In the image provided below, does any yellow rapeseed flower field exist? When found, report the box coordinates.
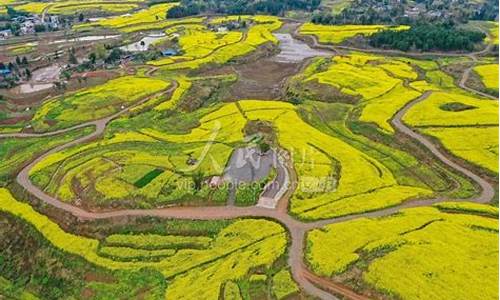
[403,91,499,127]
[299,23,409,44]
[31,76,170,131]
[434,201,499,217]
[150,17,281,69]
[0,188,287,300]
[306,206,498,300]
[474,64,499,90]
[421,126,498,173]
[360,83,421,133]
[305,54,401,100]
[81,2,177,29]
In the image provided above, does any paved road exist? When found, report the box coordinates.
[258,150,290,209]
[0,26,497,299]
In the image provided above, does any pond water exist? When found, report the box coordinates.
[120,32,166,52]
[50,35,120,44]
[273,33,331,63]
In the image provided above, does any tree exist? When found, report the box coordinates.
[258,141,271,154]
[61,70,72,81]
[78,13,84,22]
[21,56,28,65]
[34,24,46,32]
[105,48,122,64]
[15,56,21,65]
[88,52,97,64]
[25,68,31,80]
[95,44,107,60]
[192,170,205,191]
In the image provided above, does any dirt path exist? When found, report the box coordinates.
[0,27,497,300]
[459,65,498,100]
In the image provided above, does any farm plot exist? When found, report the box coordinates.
[12,0,142,15]
[299,23,409,44]
[29,99,432,216]
[297,100,465,198]
[240,101,432,220]
[0,126,93,185]
[149,16,282,70]
[28,131,234,207]
[304,55,403,99]
[403,91,498,127]
[49,2,139,15]
[292,54,423,134]
[306,206,498,300]
[82,2,175,28]
[31,76,170,132]
[28,87,250,208]
[421,126,498,173]
[0,188,289,300]
[474,64,499,91]
[119,17,205,33]
[403,91,498,173]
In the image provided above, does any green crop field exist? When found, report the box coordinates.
[31,76,170,132]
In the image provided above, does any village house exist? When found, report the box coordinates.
[0,29,12,40]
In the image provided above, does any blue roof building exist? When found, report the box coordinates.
[0,68,11,76]
[161,49,178,56]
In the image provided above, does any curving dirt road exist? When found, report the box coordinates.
[459,65,498,100]
[0,27,497,300]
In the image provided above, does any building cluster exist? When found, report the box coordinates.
[0,14,60,40]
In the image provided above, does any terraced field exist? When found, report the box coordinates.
[74,2,179,32]
[403,91,499,174]
[31,76,171,132]
[299,23,409,44]
[0,189,289,300]
[149,16,282,70]
[7,0,144,15]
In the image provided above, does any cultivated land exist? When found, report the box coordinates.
[0,2,498,300]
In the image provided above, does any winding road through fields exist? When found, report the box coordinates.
[0,25,497,300]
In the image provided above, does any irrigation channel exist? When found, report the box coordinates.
[0,24,497,300]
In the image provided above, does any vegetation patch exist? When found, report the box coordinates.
[434,201,499,218]
[134,168,164,188]
[369,24,486,51]
[31,76,170,132]
[272,269,300,299]
[0,126,93,185]
[439,102,478,112]
[403,91,498,127]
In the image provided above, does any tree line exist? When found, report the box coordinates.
[166,0,320,18]
[369,24,486,52]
